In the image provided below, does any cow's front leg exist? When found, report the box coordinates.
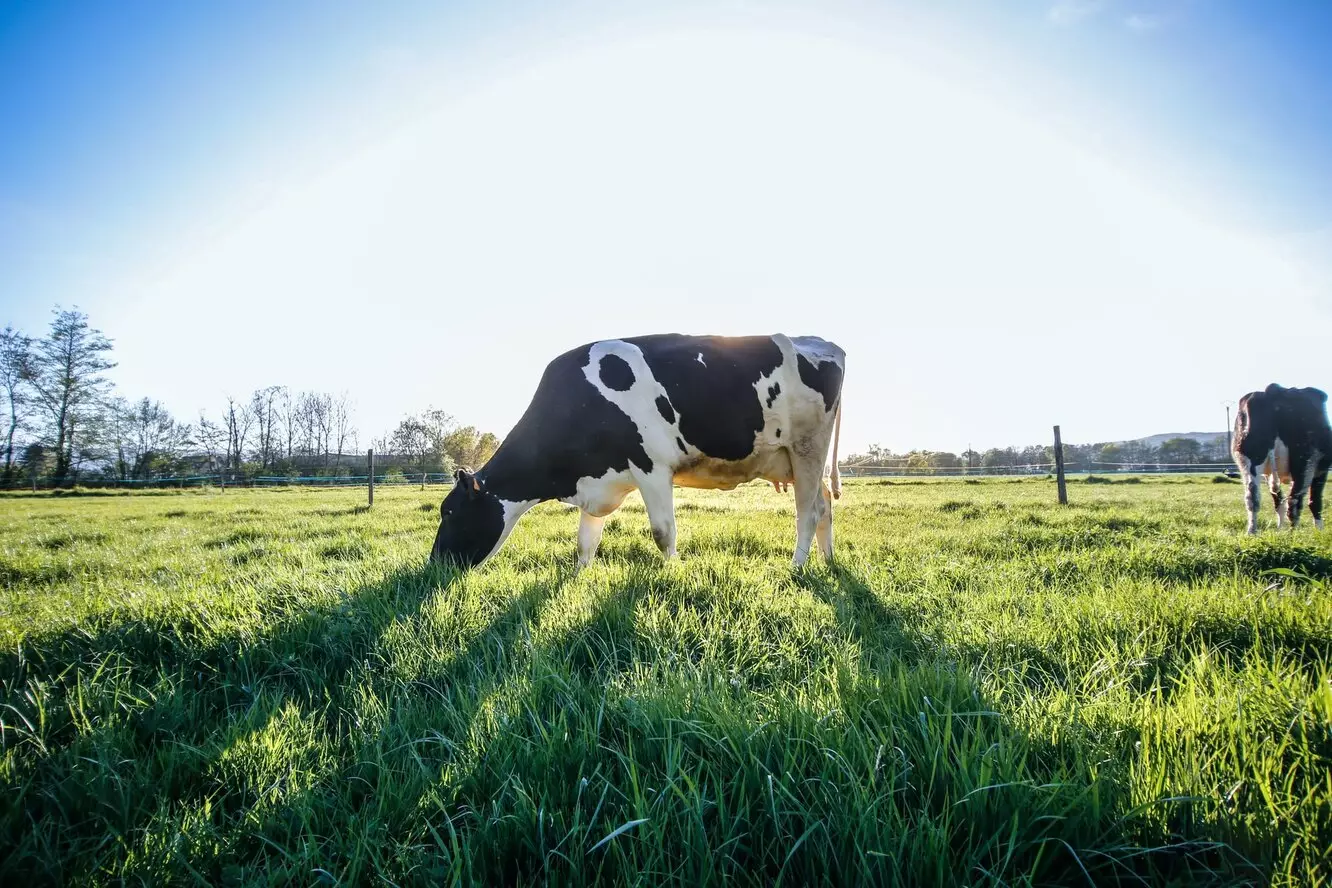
[635,470,677,559]
[577,510,606,568]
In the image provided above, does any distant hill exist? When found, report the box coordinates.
[1122,432,1227,449]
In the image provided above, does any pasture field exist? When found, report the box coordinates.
[2,477,1331,886]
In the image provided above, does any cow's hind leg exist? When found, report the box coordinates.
[1310,467,1327,532]
[578,510,607,568]
[1268,471,1286,529]
[1240,456,1263,534]
[635,470,677,559]
[813,478,835,563]
[791,451,831,568]
[1285,457,1314,530]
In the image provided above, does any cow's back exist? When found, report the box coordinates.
[626,334,788,462]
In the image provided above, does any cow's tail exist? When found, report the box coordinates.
[830,395,843,500]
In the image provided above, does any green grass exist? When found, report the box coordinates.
[2,477,1330,886]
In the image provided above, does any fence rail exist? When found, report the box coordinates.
[8,463,1243,491]
[3,471,457,491]
[840,461,1236,477]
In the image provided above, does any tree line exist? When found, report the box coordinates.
[6,306,1230,487]
[1,308,501,487]
[843,435,1231,474]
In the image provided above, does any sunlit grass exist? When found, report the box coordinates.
[2,477,1329,885]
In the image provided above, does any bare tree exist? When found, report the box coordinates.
[102,396,134,479]
[223,396,255,471]
[196,412,226,472]
[30,309,115,484]
[127,398,188,478]
[305,392,333,466]
[1,325,33,483]
[277,386,295,463]
[249,386,281,469]
[332,391,355,461]
[295,391,323,461]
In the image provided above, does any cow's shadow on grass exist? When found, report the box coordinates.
[789,562,1273,886]
[1,556,589,883]
[4,546,1312,885]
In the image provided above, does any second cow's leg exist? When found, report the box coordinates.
[1239,457,1263,535]
[1285,458,1312,530]
[1310,468,1327,532]
[1268,471,1286,528]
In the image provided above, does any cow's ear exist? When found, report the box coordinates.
[456,468,480,497]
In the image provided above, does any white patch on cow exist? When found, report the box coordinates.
[696,352,706,367]
[750,363,790,456]
[1272,438,1291,482]
[560,465,636,517]
[582,341,682,469]
[485,497,540,562]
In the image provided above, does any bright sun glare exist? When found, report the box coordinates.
[114,26,1321,452]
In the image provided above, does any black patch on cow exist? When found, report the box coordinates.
[656,395,676,424]
[677,437,687,453]
[797,355,843,412]
[636,334,783,461]
[775,428,781,438]
[599,354,635,391]
[766,383,780,408]
[478,345,653,503]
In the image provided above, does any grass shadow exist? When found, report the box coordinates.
[0,558,467,883]
[790,562,1257,885]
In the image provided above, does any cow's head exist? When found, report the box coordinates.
[430,468,505,568]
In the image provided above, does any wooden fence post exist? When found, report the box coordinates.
[368,449,375,507]
[1053,425,1068,505]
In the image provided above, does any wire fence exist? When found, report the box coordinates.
[840,461,1237,478]
[8,461,1243,490]
[2,472,457,491]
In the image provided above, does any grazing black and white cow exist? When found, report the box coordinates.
[430,334,845,568]
[1232,383,1330,534]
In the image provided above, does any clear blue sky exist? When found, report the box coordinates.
[3,0,1329,453]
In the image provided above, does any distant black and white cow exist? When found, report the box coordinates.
[430,334,845,568]
[1232,383,1330,534]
